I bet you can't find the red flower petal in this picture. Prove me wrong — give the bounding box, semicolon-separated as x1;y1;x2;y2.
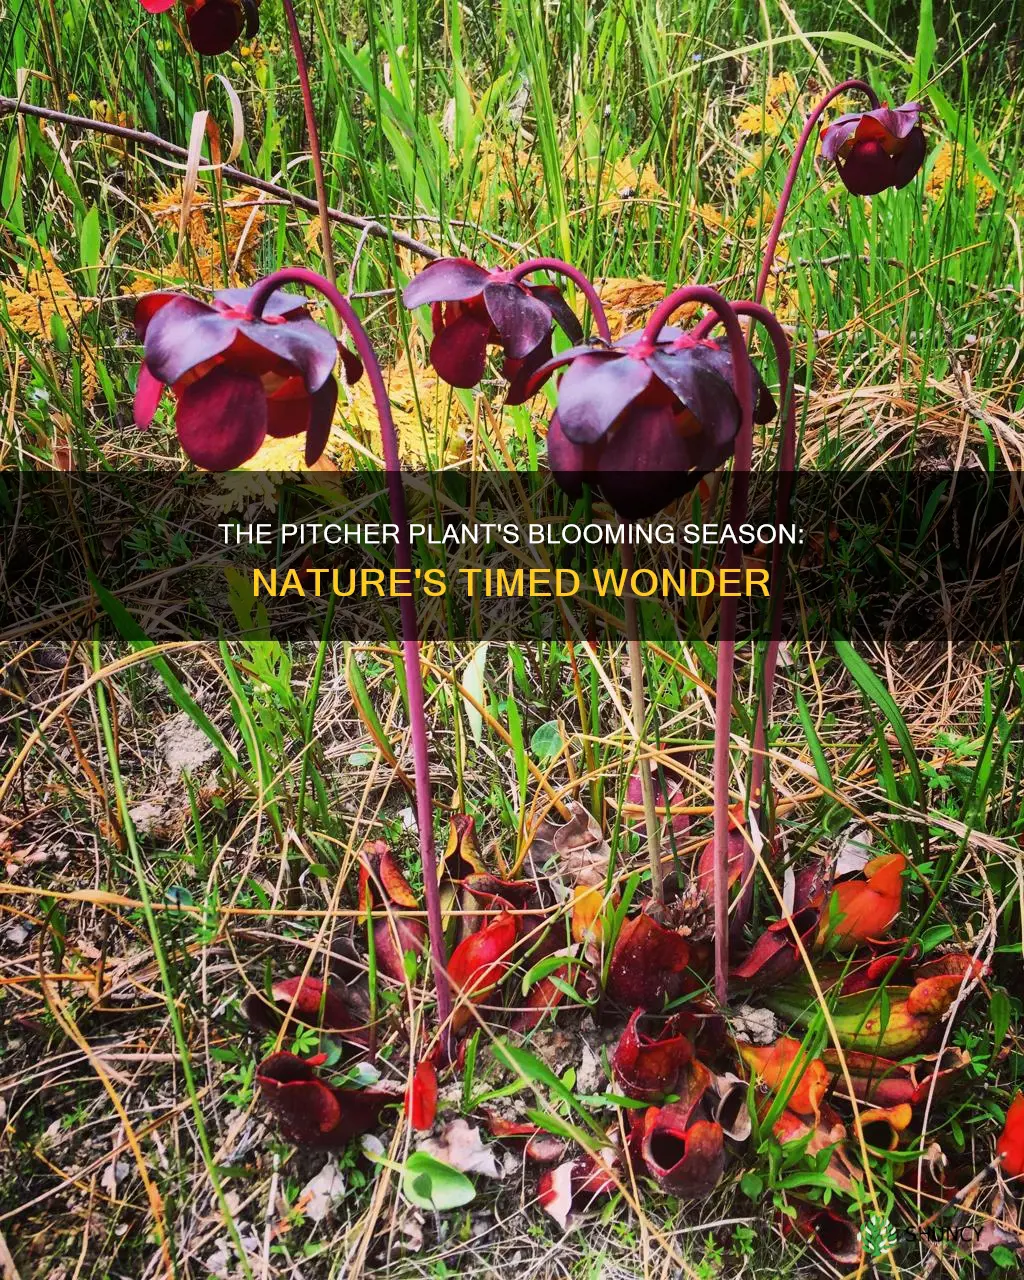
185;0;244;55
612;1009;694;1102
134;364;165;428
998;1092;1024;1177
429;311;491;388
482;281;552;360
141;295;235;386
402;258;491;308
406;1059;438;1131
837;139;894;195
138;0;177;11
606;912;691;1010
556;352;653;445
448;911;518;1034
174;367;267;470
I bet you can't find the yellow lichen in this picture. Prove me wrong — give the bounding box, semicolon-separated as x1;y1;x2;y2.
925;141;995;209
2;241;98;401
138;182;266;287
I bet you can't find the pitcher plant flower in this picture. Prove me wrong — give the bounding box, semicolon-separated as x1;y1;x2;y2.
526;325;775;521
820;101;925;195
133;285;357;469
137;0;258;56
402;256;606;393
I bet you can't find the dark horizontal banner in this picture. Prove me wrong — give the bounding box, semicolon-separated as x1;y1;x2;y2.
1;470;1022;641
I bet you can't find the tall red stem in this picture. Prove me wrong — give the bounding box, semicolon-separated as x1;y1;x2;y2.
250;267;452;1033
509;258;612;342
280;0;336;286
642;287;754;1005
754;79;879;306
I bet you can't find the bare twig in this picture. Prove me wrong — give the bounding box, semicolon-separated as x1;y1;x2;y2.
0;94;439;261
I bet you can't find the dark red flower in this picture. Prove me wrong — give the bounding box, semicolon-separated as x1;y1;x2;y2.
138;0;258;55
524;329;775;520
256;1051;398;1149
402;258;582;395
605;911;693;1010
997;1092;1024;1177
820;101;925;196
406;1059;438;1131
133;284;359;469
612;1009;695;1102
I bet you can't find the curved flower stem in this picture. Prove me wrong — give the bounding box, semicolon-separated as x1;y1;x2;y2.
754;79;879;306
620;539;663;904
694;301;796;934
643;287;754;1005
250;267;452;1034
280;0;336;286
509;257;612;342
727;303;796;812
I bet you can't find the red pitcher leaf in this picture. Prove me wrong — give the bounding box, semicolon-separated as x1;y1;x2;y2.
856;1102;913;1150
768;953;982;1055
257;1052;397;1149
406;1060;438;1132
443;814;486;879
606;912;692;1010
461;872;537;910
822;1046;970;1108
448;911;518;1034
638;1106;725;1199
612;1009;695;1102
243;976;369;1047
784;1201;862;1267
738;1037;828;1120
821;852;907;951
509;966;573;1033
374;916;427;984
359;840;420;910
696;814;746;898
731;904;820;988
482;1112;568;1164
539;1149;619;1229
998;1092;1024;1177
623;752;690;842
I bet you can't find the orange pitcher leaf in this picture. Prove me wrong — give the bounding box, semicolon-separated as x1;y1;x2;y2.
406;1059;438;1131
738;1037;828;1119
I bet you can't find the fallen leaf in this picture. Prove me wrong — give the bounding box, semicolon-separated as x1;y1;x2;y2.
419;1119;502;1179
296;1161;345;1223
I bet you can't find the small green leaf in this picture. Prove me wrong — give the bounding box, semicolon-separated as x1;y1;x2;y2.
530;720;562;760
740;1171;763;1200
401;1152;476;1211
164;885;193;908
990;989;1011;1056
80;203;101;293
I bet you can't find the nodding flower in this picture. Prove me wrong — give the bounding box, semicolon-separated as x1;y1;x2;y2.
138;0;259;56
820;101;925;196
133;283;360;470
402;257;583;396
520;329;775;521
